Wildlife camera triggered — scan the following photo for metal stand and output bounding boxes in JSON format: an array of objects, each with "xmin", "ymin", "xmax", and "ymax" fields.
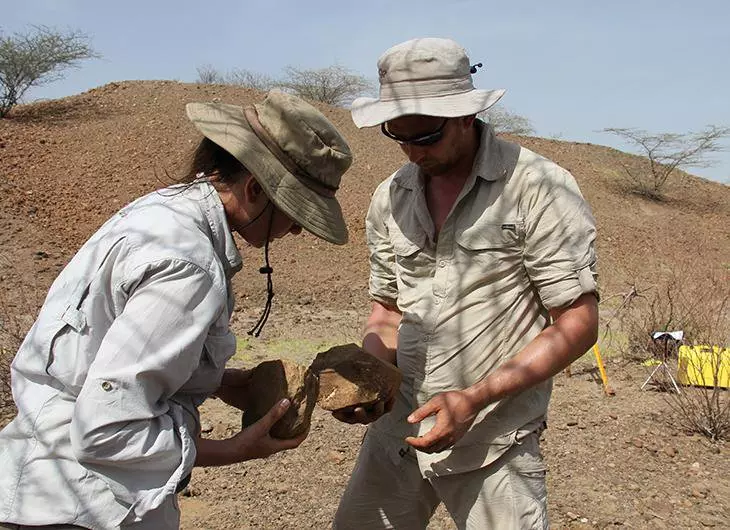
[
  {"xmin": 641, "ymin": 361, "xmax": 681, "ymax": 393},
  {"xmin": 641, "ymin": 332, "xmax": 682, "ymax": 394}
]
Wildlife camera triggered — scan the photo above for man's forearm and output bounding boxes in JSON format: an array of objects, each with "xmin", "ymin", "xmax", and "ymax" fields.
[
  {"xmin": 465, "ymin": 293, "xmax": 598, "ymax": 408},
  {"xmin": 362, "ymin": 301, "xmax": 401, "ymax": 365}
]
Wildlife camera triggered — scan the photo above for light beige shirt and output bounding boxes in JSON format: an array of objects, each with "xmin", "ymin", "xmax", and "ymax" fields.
[
  {"xmin": 0, "ymin": 182, "xmax": 240, "ymax": 529},
  {"xmin": 366, "ymin": 122, "xmax": 598, "ymax": 477}
]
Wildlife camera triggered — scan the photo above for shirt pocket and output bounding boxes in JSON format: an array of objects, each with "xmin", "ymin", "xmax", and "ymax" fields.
[
  {"xmin": 42, "ymin": 282, "xmax": 93, "ymax": 392},
  {"xmin": 455, "ymin": 221, "xmax": 523, "ymax": 271},
  {"xmin": 390, "ymin": 229, "xmax": 432, "ymax": 293}
]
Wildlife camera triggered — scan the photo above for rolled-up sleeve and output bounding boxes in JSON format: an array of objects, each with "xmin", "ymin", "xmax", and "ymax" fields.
[
  {"xmin": 366, "ymin": 183, "xmax": 399, "ymax": 306},
  {"xmin": 522, "ymin": 166, "xmax": 598, "ymax": 309},
  {"xmin": 70, "ymin": 258, "xmax": 223, "ymax": 512}
]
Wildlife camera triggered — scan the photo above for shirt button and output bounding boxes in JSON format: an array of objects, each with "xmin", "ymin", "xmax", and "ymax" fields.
[
  {"xmin": 434, "ymin": 298, "xmax": 441, "ymax": 305},
  {"xmin": 101, "ymin": 381, "xmax": 113, "ymax": 392},
  {"xmin": 438, "ymin": 260, "xmax": 446, "ymax": 268}
]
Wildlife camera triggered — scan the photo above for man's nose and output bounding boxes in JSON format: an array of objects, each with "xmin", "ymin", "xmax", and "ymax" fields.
[{"xmin": 401, "ymin": 144, "xmax": 428, "ymax": 163}]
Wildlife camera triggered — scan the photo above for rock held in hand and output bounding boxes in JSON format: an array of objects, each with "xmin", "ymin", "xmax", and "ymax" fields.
[
  {"xmin": 241, "ymin": 359, "xmax": 318, "ymax": 439},
  {"xmin": 310, "ymin": 343, "xmax": 402, "ymax": 411}
]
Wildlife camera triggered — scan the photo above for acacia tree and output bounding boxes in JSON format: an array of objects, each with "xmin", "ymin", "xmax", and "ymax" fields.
[
  {"xmin": 195, "ymin": 64, "xmax": 224, "ymax": 84},
  {"xmin": 480, "ymin": 104, "xmax": 535, "ymax": 135},
  {"xmin": 603, "ymin": 126, "xmax": 730, "ymax": 200},
  {"xmin": 279, "ymin": 65, "xmax": 373, "ymax": 106},
  {"xmin": 0, "ymin": 25, "xmax": 99, "ymax": 117},
  {"xmin": 196, "ymin": 65, "xmax": 276, "ymax": 91},
  {"xmin": 196, "ymin": 63, "xmax": 373, "ymax": 107}
]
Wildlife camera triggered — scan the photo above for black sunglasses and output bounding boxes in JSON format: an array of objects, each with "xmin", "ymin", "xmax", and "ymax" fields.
[{"xmin": 381, "ymin": 119, "xmax": 448, "ymax": 146}]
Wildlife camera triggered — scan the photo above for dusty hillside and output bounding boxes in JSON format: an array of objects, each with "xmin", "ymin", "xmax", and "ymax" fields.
[
  {"xmin": 1, "ymin": 81, "xmax": 728, "ymax": 321},
  {"xmin": 1, "ymin": 82, "xmax": 729, "ymax": 529}
]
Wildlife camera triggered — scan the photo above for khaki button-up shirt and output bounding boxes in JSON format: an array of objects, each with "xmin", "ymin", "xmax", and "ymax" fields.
[{"xmin": 366, "ymin": 122, "xmax": 598, "ymax": 477}]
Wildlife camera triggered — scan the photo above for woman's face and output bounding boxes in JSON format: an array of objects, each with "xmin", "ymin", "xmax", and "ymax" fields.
[{"xmin": 216, "ymin": 172, "xmax": 303, "ymax": 248}]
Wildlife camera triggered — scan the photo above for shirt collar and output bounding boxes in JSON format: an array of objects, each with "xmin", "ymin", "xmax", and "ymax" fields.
[{"xmin": 196, "ymin": 181, "xmax": 243, "ymax": 279}]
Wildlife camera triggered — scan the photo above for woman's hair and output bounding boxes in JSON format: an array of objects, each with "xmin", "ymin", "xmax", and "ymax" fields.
[{"xmin": 180, "ymin": 137, "xmax": 250, "ymax": 184}]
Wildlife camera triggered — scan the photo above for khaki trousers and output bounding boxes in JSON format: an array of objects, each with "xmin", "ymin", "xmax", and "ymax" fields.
[{"xmin": 334, "ymin": 429, "xmax": 548, "ymax": 530}]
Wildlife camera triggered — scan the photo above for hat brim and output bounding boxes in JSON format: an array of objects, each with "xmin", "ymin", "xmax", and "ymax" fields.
[
  {"xmin": 186, "ymin": 103, "xmax": 348, "ymax": 245},
  {"xmin": 350, "ymin": 88, "xmax": 506, "ymax": 128}
]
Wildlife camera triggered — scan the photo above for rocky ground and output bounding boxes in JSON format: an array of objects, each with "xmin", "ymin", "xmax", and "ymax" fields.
[{"xmin": 175, "ymin": 314, "xmax": 730, "ymax": 529}]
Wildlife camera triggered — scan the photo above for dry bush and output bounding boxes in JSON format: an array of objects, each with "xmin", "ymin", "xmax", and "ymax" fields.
[
  {"xmin": 602, "ymin": 126, "xmax": 730, "ymax": 201},
  {"xmin": 618, "ymin": 266, "xmax": 730, "ymax": 440}
]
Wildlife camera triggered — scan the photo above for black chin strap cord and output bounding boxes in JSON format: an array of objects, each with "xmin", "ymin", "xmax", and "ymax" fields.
[{"xmin": 248, "ymin": 206, "xmax": 275, "ymax": 337}]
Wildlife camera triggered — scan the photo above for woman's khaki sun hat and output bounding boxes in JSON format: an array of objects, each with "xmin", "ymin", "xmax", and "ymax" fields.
[
  {"xmin": 186, "ymin": 90, "xmax": 352, "ymax": 245},
  {"xmin": 351, "ymin": 37, "xmax": 506, "ymax": 128}
]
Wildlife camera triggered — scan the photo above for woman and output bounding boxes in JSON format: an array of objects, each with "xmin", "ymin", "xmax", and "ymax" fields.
[{"xmin": 0, "ymin": 90, "xmax": 353, "ymax": 529}]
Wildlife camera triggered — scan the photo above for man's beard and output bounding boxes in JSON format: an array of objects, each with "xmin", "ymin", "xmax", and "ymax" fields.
[{"xmin": 417, "ymin": 156, "xmax": 460, "ymax": 177}]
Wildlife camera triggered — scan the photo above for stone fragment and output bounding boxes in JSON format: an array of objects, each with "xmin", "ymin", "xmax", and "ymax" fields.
[
  {"xmin": 310, "ymin": 343, "xmax": 402, "ymax": 411},
  {"xmin": 241, "ymin": 359, "xmax": 318, "ymax": 439}
]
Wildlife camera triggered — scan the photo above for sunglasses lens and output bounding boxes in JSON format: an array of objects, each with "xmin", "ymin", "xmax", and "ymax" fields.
[
  {"xmin": 410, "ymin": 132, "xmax": 442, "ymax": 146},
  {"xmin": 382, "ymin": 121, "xmax": 446, "ymax": 146}
]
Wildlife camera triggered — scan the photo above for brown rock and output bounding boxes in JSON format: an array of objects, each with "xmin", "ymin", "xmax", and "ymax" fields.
[
  {"xmin": 241, "ymin": 359, "xmax": 319, "ymax": 439},
  {"xmin": 310, "ymin": 343, "xmax": 402, "ymax": 411}
]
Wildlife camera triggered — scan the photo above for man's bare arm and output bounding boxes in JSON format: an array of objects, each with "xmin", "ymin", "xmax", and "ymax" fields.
[
  {"xmin": 362, "ymin": 300, "xmax": 401, "ymax": 365},
  {"xmin": 406, "ymin": 293, "xmax": 598, "ymax": 453}
]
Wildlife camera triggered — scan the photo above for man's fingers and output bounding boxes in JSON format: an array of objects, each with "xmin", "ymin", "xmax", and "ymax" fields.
[
  {"xmin": 332, "ymin": 400, "xmax": 387, "ymax": 425},
  {"xmin": 407, "ymin": 399, "xmax": 439, "ymax": 424},
  {"xmin": 405, "ymin": 430, "xmax": 453, "ymax": 453}
]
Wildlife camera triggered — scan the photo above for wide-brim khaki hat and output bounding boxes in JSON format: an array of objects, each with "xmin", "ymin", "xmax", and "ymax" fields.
[
  {"xmin": 351, "ymin": 38, "xmax": 505, "ymax": 128},
  {"xmin": 187, "ymin": 90, "xmax": 352, "ymax": 245}
]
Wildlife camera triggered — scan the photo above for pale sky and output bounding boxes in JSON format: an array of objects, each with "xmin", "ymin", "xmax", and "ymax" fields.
[{"xmin": 4, "ymin": 0, "xmax": 730, "ymax": 183}]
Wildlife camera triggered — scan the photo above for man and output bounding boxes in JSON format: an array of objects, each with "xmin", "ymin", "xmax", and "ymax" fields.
[{"xmin": 333, "ymin": 38, "xmax": 598, "ymax": 529}]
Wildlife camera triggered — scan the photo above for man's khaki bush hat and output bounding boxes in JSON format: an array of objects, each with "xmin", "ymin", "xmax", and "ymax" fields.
[
  {"xmin": 186, "ymin": 90, "xmax": 352, "ymax": 245},
  {"xmin": 351, "ymin": 37, "xmax": 505, "ymax": 128}
]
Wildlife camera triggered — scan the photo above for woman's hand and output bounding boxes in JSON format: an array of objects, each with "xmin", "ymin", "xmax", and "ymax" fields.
[{"xmin": 195, "ymin": 398, "xmax": 307, "ymax": 466}]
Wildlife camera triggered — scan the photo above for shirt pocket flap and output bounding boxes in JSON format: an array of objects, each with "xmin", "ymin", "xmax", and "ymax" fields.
[
  {"xmin": 391, "ymin": 231, "xmax": 426, "ymax": 257},
  {"xmin": 457, "ymin": 222, "xmax": 521, "ymax": 251}
]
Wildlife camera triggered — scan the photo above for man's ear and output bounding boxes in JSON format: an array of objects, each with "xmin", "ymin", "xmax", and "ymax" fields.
[{"xmin": 462, "ymin": 115, "xmax": 477, "ymax": 128}]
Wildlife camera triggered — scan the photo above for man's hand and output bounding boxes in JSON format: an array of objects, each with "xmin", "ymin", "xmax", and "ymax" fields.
[
  {"xmin": 213, "ymin": 368, "xmax": 252, "ymax": 411},
  {"xmin": 195, "ymin": 398, "xmax": 307, "ymax": 466},
  {"xmin": 332, "ymin": 394, "xmax": 395, "ymax": 425},
  {"xmin": 404, "ymin": 390, "xmax": 480, "ymax": 453}
]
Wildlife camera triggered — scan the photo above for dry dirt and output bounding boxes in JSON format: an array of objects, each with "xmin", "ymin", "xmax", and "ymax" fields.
[{"xmin": 1, "ymin": 81, "xmax": 729, "ymax": 529}]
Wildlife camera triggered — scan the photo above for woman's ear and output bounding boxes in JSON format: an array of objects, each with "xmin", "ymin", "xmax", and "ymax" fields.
[{"xmin": 242, "ymin": 173, "xmax": 265, "ymax": 204}]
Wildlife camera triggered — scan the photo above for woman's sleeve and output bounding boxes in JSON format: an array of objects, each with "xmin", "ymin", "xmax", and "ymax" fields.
[{"xmin": 70, "ymin": 258, "xmax": 222, "ymax": 471}]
